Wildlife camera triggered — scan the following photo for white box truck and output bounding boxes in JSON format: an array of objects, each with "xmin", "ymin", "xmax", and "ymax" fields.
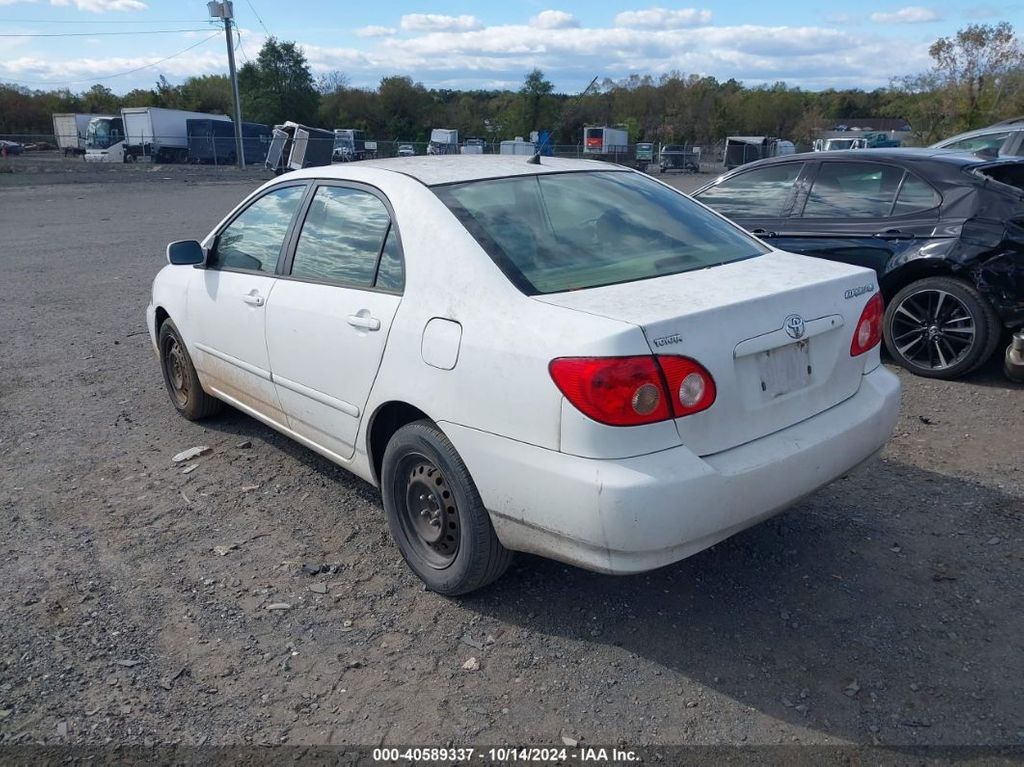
[
  {"xmin": 53, "ymin": 113, "xmax": 114, "ymax": 156},
  {"xmin": 121, "ymin": 107, "xmax": 231, "ymax": 163},
  {"xmin": 583, "ymin": 125, "xmax": 628, "ymax": 156},
  {"xmin": 428, "ymin": 128, "xmax": 459, "ymax": 155}
]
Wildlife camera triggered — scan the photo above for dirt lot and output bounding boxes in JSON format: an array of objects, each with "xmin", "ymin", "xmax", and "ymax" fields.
[{"xmin": 0, "ymin": 160, "xmax": 1022, "ymax": 750}]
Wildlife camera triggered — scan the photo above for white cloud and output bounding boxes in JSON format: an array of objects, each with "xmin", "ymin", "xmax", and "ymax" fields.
[
  {"xmin": 869, "ymin": 6, "xmax": 941, "ymax": 23},
  {"xmin": 0, "ymin": 15, "xmax": 936, "ymax": 95},
  {"xmin": 49, "ymin": 0, "xmax": 147, "ymax": 11},
  {"xmin": 399, "ymin": 14, "xmax": 483, "ymax": 33},
  {"xmin": 356, "ymin": 25, "xmax": 395, "ymax": 38},
  {"xmin": 530, "ymin": 10, "xmax": 580, "ymax": 30},
  {"xmin": 614, "ymin": 7, "xmax": 712, "ymax": 29}
]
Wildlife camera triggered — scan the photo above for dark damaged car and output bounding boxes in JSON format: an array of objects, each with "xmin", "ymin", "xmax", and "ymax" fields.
[{"xmin": 692, "ymin": 149, "xmax": 1024, "ymax": 380}]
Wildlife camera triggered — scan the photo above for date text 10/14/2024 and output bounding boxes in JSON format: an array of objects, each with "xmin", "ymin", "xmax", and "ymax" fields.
[{"xmin": 372, "ymin": 746, "xmax": 640, "ymax": 763}]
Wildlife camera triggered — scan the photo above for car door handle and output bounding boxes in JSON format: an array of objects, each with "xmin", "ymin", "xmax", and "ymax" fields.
[
  {"xmin": 242, "ymin": 291, "xmax": 265, "ymax": 307},
  {"xmin": 873, "ymin": 229, "xmax": 914, "ymax": 240},
  {"xmin": 751, "ymin": 228, "xmax": 776, "ymax": 238},
  {"xmin": 347, "ymin": 314, "xmax": 381, "ymax": 331}
]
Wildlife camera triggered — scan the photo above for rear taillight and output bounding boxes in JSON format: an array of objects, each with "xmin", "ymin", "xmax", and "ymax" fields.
[
  {"xmin": 657, "ymin": 356, "xmax": 717, "ymax": 417},
  {"xmin": 549, "ymin": 355, "xmax": 716, "ymax": 427},
  {"xmin": 850, "ymin": 293, "xmax": 884, "ymax": 356}
]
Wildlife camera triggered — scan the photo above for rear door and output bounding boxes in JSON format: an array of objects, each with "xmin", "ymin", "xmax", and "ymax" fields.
[
  {"xmin": 265, "ymin": 182, "xmax": 404, "ymax": 460},
  {"xmin": 772, "ymin": 160, "xmax": 944, "ymax": 275},
  {"xmin": 692, "ymin": 161, "xmax": 806, "ymax": 241}
]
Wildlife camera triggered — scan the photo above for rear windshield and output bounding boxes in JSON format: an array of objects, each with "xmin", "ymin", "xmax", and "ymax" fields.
[{"xmin": 434, "ymin": 171, "xmax": 766, "ymax": 295}]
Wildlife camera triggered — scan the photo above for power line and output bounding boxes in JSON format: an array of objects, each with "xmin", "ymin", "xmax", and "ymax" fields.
[
  {"xmin": 0, "ymin": 31, "xmax": 221, "ymax": 86},
  {"xmin": 0, "ymin": 18, "xmax": 207, "ymax": 24},
  {"xmin": 243, "ymin": 0, "xmax": 271, "ymax": 38},
  {"xmin": 0, "ymin": 28, "xmax": 212, "ymax": 38}
]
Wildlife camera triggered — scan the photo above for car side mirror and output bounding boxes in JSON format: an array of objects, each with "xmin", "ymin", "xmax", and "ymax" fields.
[{"xmin": 166, "ymin": 239, "xmax": 205, "ymax": 266}]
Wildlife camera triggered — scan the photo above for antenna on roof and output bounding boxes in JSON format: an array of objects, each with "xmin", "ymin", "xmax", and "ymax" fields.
[{"xmin": 526, "ymin": 74, "xmax": 599, "ymax": 165}]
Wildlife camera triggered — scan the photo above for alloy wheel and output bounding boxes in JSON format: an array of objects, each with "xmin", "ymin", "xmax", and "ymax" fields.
[{"xmin": 890, "ymin": 288, "xmax": 976, "ymax": 371}]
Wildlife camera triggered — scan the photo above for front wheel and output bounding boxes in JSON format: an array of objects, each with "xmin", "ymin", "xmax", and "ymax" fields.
[
  {"xmin": 158, "ymin": 320, "xmax": 223, "ymax": 420},
  {"xmin": 883, "ymin": 276, "xmax": 1000, "ymax": 379},
  {"xmin": 381, "ymin": 420, "xmax": 512, "ymax": 595}
]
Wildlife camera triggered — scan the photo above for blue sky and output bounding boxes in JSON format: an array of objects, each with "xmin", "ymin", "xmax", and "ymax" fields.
[{"xmin": 0, "ymin": 0, "xmax": 1020, "ymax": 93}]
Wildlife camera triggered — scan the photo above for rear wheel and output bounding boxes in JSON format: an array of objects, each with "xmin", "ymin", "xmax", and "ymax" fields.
[
  {"xmin": 884, "ymin": 276, "xmax": 1000, "ymax": 379},
  {"xmin": 158, "ymin": 320, "xmax": 222, "ymax": 420},
  {"xmin": 381, "ymin": 420, "xmax": 512, "ymax": 595}
]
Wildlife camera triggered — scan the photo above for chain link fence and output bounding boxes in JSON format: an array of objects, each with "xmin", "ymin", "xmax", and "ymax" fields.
[{"xmin": 1, "ymin": 131, "xmax": 726, "ymax": 175}]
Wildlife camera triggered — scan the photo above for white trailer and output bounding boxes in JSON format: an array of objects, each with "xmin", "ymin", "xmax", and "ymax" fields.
[
  {"xmin": 583, "ymin": 125, "xmax": 628, "ymax": 156},
  {"xmin": 500, "ymin": 138, "xmax": 534, "ymax": 155},
  {"xmin": 121, "ymin": 107, "xmax": 230, "ymax": 163},
  {"xmin": 53, "ymin": 113, "xmax": 114, "ymax": 156}
]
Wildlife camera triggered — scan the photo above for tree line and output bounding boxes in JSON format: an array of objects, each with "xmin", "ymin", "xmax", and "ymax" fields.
[{"xmin": 2, "ymin": 23, "xmax": 1021, "ymax": 147}]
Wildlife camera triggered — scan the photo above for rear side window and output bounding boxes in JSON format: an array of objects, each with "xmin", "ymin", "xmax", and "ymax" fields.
[
  {"xmin": 940, "ymin": 131, "xmax": 1010, "ymax": 154},
  {"xmin": 803, "ymin": 162, "xmax": 903, "ymax": 218},
  {"xmin": 434, "ymin": 171, "xmax": 766, "ymax": 295},
  {"xmin": 892, "ymin": 173, "xmax": 941, "ymax": 216},
  {"xmin": 210, "ymin": 185, "xmax": 305, "ymax": 272},
  {"xmin": 290, "ymin": 186, "xmax": 394, "ymax": 288},
  {"xmin": 694, "ymin": 164, "xmax": 802, "ymax": 219}
]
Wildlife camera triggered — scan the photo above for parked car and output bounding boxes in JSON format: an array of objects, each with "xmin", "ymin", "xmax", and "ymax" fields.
[
  {"xmin": 931, "ymin": 117, "xmax": 1024, "ymax": 158},
  {"xmin": 692, "ymin": 149, "xmax": 1024, "ymax": 380},
  {"xmin": 0, "ymin": 140, "xmax": 25, "ymax": 155},
  {"xmin": 148, "ymin": 156, "xmax": 899, "ymax": 594},
  {"xmin": 397, "ymin": 144, "xmax": 415, "ymax": 157}
]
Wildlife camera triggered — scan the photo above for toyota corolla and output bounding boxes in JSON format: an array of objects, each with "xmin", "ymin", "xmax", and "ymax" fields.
[{"xmin": 147, "ymin": 156, "xmax": 901, "ymax": 594}]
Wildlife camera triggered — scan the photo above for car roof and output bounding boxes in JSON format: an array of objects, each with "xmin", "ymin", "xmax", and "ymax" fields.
[
  {"xmin": 733, "ymin": 147, "xmax": 1000, "ymax": 168},
  {"xmin": 932, "ymin": 123, "xmax": 1022, "ymax": 145},
  {"xmin": 285, "ymin": 155, "xmax": 619, "ymax": 187}
]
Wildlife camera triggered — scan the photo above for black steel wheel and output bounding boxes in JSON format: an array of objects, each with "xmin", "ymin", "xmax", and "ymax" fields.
[
  {"xmin": 381, "ymin": 420, "xmax": 512, "ymax": 595},
  {"xmin": 396, "ymin": 456, "xmax": 461, "ymax": 568},
  {"xmin": 158, "ymin": 319, "xmax": 222, "ymax": 420},
  {"xmin": 884, "ymin": 276, "xmax": 1000, "ymax": 380}
]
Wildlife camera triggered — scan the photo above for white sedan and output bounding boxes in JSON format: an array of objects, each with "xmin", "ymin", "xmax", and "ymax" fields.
[{"xmin": 147, "ymin": 156, "xmax": 900, "ymax": 594}]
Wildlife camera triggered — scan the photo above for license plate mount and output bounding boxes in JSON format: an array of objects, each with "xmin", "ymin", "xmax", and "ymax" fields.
[{"xmin": 757, "ymin": 340, "xmax": 811, "ymax": 397}]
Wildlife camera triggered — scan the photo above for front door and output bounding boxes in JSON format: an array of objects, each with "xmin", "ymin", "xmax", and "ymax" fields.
[
  {"xmin": 187, "ymin": 183, "xmax": 308, "ymax": 423},
  {"xmin": 265, "ymin": 183, "xmax": 405, "ymax": 460},
  {"xmin": 691, "ymin": 161, "xmax": 806, "ymax": 242}
]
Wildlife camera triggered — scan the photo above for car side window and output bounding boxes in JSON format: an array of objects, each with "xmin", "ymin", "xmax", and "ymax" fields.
[
  {"xmin": 892, "ymin": 173, "xmax": 941, "ymax": 216},
  {"xmin": 694, "ymin": 164, "xmax": 802, "ymax": 219},
  {"xmin": 375, "ymin": 224, "xmax": 405, "ymax": 292},
  {"xmin": 290, "ymin": 186, "xmax": 394, "ymax": 288},
  {"xmin": 802, "ymin": 162, "xmax": 903, "ymax": 218},
  {"xmin": 942, "ymin": 131, "xmax": 1010, "ymax": 153},
  {"xmin": 209, "ymin": 185, "xmax": 306, "ymax": 272}
]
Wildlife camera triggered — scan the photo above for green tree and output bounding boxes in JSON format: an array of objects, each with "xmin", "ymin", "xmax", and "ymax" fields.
[
  {"xmin": 929, "ymin": 22, "xmax": 1023, "ymax": 130},
  {"xmin": 178, "ymin": 75, "xmax": 232, "ymax": 115},
  {"xmin": 519, "ymin": 68, "xmax": 555, "ymax": 134},
  {"xmin": 238, "ymin": 37, "xmax": 320, "ymax": 126}
]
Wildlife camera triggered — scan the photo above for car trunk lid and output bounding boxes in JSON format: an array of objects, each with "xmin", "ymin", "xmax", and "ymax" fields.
[{"xmin": 535, "ymin": 250, "xmax": 879, "ymax": 456}]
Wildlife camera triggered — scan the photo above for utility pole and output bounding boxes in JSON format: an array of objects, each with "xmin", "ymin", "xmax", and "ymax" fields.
[{"xmin": 208, "ymin": 1, "xmax": 245, "ymax": 168}]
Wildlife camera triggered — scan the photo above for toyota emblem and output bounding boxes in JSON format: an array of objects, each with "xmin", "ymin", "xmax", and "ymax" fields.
[{"xmin": 784, "ymin": 314, "xmax": 806, "ymax": 340}]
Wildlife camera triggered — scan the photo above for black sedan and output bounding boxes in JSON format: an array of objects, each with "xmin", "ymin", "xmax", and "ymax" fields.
[{"xmin": 692, "ymin": 149, "xmax": 1024, "ymax": 380}]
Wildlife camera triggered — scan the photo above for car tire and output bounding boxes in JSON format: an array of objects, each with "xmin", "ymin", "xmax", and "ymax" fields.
[
  {"xmin": 381, "ymin": 420, "xmax": 512, "ymax": 595},
  {"xmin": 158, "ymin": 319, "xmax": 223, "ymax": 420},
  {"xmin": 884, "ymin": 276, "xmax": 1001, "ymax": 380}
]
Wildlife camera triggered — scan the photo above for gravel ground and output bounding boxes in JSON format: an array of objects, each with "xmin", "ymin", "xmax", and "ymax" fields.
[{"xmin": 0, "ymin": 162, "xmax": 1021, "ymax": 749}]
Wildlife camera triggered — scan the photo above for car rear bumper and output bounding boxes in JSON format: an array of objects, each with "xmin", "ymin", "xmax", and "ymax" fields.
[{"xmin": 441, "ymin": 365, "xmax": 900, "ymax": 575}]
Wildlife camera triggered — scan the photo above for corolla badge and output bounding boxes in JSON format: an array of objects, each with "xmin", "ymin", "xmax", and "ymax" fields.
[{"xmin": 784, "ymin": 314, "xmax": 806, "ymax": 340}]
